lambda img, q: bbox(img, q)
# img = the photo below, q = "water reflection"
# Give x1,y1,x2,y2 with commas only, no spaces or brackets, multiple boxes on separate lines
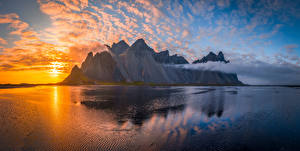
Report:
52,86,59,117
81,86,187,125
200,89,225,118
0,86,300,151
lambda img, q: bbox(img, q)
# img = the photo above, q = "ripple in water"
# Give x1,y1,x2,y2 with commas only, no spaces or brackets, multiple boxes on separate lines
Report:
0,85,300,150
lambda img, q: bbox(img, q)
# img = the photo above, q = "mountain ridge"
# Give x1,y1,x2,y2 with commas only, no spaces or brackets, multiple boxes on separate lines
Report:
152,50,189,64
62,39,243,85
193,51,230,64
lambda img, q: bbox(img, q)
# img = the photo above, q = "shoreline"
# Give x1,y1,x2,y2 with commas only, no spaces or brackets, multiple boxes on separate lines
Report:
1,83,300,89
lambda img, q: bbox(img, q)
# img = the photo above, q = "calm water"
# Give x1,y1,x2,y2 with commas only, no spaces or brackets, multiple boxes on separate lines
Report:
0,86,300,151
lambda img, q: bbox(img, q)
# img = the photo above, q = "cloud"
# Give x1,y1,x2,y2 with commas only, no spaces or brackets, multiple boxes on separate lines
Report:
0,13,29,35
118,1,143,18
217,0,230,8
0,0,300,84
284,44,298,53
0,13,19,23
182,29,191,38
68,42,108,63
0,12,74,72
0,63,14,70
80,0,88,8
175,61,300,85
0,37,7,45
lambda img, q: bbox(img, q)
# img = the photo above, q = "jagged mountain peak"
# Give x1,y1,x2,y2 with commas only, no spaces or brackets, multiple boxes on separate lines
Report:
72,65,80,71
61,65,92,85
110,40,130,55
160,50,170,56
128,38,154,55
208,51,217,55
118,40,127,44
94,51,110,57
153,50,189,64
193,51,229,64
83,52,94,65
112,40,129,47
87,52,93,57
135,38,146,43
80,51,125,82
217,51,226,62
62,41,242,85
131,38,150,49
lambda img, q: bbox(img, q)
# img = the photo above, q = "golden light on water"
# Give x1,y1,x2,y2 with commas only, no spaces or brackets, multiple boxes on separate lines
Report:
53,86,58,106
52,86,59,119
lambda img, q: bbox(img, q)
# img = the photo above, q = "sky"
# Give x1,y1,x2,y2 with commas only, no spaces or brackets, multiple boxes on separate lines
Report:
0,0,300,84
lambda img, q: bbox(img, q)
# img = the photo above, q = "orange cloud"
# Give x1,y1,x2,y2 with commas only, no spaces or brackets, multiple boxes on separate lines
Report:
0,37,7,45
182,29,191,38
0,13,29,35
118,1,143,18
0,13,19,23
68,41,108,63
0,0,198,84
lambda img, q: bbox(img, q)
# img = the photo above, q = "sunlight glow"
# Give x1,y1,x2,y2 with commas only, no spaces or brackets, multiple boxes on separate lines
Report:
52,86,59,119
53,86,58,106
49,61,64,77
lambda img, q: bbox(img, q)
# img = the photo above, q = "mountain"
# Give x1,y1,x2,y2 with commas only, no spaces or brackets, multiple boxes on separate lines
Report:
81,51,125,82
108,40,189,65
109,40,129,55
62,39,243,85
164,66,243,85
61,65,93,84
152,50,189,64
118,38,171,83
193,51,229,64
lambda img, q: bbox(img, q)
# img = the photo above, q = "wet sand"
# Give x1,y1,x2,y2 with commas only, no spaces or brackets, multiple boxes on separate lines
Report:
0,85,300,150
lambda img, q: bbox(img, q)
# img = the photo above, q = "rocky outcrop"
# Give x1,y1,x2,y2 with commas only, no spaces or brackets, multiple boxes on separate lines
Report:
109,40,129,55
118,39,171,83
81,51,125,82
153,50,189,64
127,38,155,54
61,65,93,85
193,51,229,64
164,65,242,85
62,39,243,85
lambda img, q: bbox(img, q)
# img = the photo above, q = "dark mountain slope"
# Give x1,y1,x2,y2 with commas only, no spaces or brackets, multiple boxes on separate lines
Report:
193,51,229,64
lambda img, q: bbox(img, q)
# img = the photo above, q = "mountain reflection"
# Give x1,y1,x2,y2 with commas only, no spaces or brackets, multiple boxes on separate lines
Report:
81,86,186,125
80,86,231,126
191,88,225,118
1,86,299,150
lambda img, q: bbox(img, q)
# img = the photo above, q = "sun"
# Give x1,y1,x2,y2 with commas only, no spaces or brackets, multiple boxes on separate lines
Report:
50,68,59,74
49,61,64,76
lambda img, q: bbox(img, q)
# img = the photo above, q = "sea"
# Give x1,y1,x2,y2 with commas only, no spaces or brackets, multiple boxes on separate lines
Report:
0,85,300,151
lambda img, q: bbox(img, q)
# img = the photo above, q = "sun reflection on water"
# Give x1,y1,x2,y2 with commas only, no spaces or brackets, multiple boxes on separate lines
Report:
1,86,300,150
52,86,59,118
